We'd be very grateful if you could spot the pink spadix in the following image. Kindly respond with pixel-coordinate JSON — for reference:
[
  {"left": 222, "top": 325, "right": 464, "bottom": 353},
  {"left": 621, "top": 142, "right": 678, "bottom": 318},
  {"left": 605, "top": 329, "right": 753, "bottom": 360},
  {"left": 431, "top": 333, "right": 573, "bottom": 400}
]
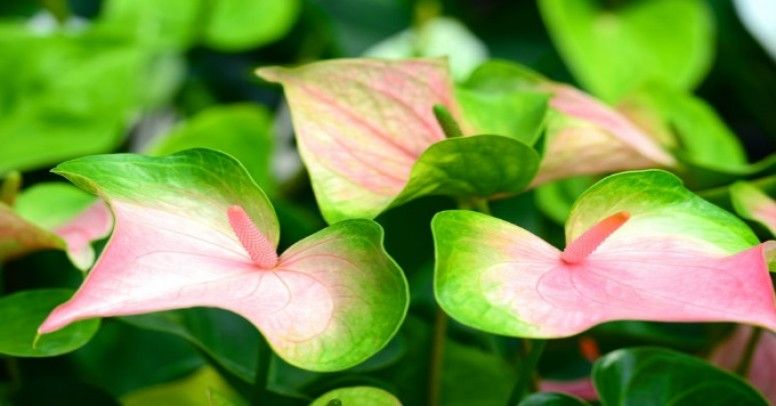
[
  {"left": 561, "top": 211, "right": 630, "bottom": 264},
  {"left": 227, "top": 205, "right": 277, "bottom": 269}
]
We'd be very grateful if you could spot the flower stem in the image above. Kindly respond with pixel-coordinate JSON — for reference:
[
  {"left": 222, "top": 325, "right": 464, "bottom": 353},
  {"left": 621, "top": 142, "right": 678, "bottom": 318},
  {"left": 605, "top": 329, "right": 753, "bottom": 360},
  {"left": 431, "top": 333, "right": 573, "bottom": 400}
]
[
  {"left": 735, "top": 327, "right": 763, "bottom": 376},
  {"left": 428, "top": 309, "right": 448, "bottom": 406},
  {"left": 508, "top": 339, "right": 546, "bottom": 405}
]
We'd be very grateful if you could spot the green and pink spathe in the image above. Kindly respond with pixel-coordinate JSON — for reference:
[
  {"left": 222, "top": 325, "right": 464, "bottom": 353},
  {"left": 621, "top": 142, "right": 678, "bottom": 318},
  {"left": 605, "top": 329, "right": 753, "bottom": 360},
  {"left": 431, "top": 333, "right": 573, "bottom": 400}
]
[
  {"left": 0, "top": 183, "right": 112, "bottom": 270},
  {"left": 258, "top": 58, "right": 673, "bottom": 223},
  {"left": 433, "top": 170, "right": 776, "bottom": 338},
  {"left": 37, "top": 149, "right": 409, "bottom": 371}
]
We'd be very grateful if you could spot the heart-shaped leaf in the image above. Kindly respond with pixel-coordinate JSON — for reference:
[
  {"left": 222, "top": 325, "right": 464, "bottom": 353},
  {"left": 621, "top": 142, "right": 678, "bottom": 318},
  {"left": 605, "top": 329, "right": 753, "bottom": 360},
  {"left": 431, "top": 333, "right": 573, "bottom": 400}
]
[
  {"left": 0, "top": 289, "right": 100, "bottom": 357},
  {"left": 539, "top": 0, "right": 714, "bottom": 102},
  {"left": 38, "top": 149, "right": 408, "bottom": 371},
  {"left": 593, "top": 347, "right": 768, "bottom": 405},
  {"left": 393, "top": 135, "right": 540, "bottom": 208},
  {"left": 121, "top": 367, "right": 243, "bottom": 406},
  {"left": 433, "top": 170, "right": 776, "bottom": 338},
  {"left": 310, "top": 386, "right": 401, "bottom": 406}
]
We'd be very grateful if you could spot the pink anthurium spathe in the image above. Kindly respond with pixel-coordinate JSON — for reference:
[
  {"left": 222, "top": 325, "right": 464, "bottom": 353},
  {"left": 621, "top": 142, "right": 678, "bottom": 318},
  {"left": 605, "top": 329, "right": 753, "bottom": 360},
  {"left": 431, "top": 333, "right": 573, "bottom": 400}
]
[
  {"left": 258, "top": 58, "right": 675, "bottom": 223},
  {"left": 531, "top": 83, "right": 676, "bottom": 185},
  {"left": 711, "top": 326, "right": 776, "bottom": 403},
  {"left": 37, "top": 149, "right": 409, "bottom": 371},
  {"left": 730, "top": 181, "right": 776, "bottom": 236},
  {"left": 433, "top": 170, "right": 776, "bottom": 338},
  {"left": 0, "top": 182, "right": 112, "bottom": 270}
]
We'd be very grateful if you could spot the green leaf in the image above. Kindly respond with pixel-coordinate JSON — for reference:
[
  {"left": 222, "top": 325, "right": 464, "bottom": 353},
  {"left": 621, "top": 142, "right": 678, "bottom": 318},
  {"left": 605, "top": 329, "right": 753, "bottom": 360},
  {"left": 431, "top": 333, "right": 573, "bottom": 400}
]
[
  {"left": 392, "top": 135, "right": 540, "bottom": 208},
  {"left": 519, "top": 392, "right": 589, "bottom": 406},
  {"left": 122, "top": 308, "right": 261, "bottom": 383},
  {"left": 0, "top": 24, "right": 152, "bottom": 172},
  {"left": 534, "top": 177, "right": 596, "bottom": 224},
  {"left": 455, "top": 87, "right": 548, "bottom": 145},
  {"left": 539, "top": 0, "right": 714, "bottom": 102},
  {"left": 618, "top": 84, "right": 750, "bottom": 178},
  {"left": 593, "top": 347, "right": 768, "bottom": 405},
  {"left": 310, "top": 386, "right": 401, "bottom": 406},
  {"left": 96, "top": 0, "right": 202, "bottom": 50},
  {"left": 150, "top": 104, "right": 278, "bottom": 196},
  {"left": 441, "top": 340, "right": 517, "bottom": 406},
  {"left": 202, "top": 0, "right": 300, "bottom": 51},
  {"left": 0, "top": 289, "right": 100, "bottom": 357},
  {"left": 122, "top": 367, "right": 243, "bottom": 406}
]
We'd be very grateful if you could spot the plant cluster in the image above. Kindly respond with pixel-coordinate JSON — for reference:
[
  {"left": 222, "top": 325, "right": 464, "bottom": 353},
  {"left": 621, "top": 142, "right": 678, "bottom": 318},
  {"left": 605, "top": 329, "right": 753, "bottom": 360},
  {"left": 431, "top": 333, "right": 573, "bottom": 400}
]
[{"left": 1, "top": 0, "right": 774, "bottom": 405}]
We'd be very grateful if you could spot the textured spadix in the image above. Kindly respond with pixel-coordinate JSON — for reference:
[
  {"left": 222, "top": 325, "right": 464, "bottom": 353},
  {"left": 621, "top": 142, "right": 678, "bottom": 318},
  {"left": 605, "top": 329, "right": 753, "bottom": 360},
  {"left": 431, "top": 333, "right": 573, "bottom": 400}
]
[
  {"left": 433, "top": 170, "right": 776, "bottom": 338},
  {"left": 37, "top": 149, "right": 408, "bottom": 371},
  {"left": 0, "top": 183, "right": 112, "bottom": 270}
]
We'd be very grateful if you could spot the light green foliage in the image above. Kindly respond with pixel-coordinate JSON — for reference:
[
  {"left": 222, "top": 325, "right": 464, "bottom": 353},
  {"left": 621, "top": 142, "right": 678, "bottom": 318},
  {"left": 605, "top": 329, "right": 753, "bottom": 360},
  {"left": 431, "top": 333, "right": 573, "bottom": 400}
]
[
  {"left": 539, "top": 0, "right": 714, "bottom": 102},
  {"left": 150, "top": 104, "right": 278, "bottom": 195},
  {"left": 393, "top": 135, "right": 540, "bottom": 208},
  {"left": 366, "top": 16, "right": 489, "bottom": 80},
  {"left": 0, "top": 289, "right": 100, "bottom": 357}
]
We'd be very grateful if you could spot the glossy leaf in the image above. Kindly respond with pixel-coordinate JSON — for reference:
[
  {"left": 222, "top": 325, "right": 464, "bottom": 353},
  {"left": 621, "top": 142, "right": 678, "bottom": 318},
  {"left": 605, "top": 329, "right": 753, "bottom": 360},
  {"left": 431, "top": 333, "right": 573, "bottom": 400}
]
[
  {"left": 203, "top": 0, "right": 300, "bottom": 51},
  {"left": 310, "top": 386, "right": 401, "bottom": 406},
  {"left": 0, "top": 289, "right": 100, "bottom": 357},
  {"left": 455, "top": 87, "right": 548, "bottom": 145},
  {"left": 539, "top": 0, "right": 714, "bottom": 102},
  {"left": 122, "top": 308, "right": 260, "bottom": 383},
  {"left": 433, "top": 170, "right": 776, "bottom": 338},
  {"left": 730, "top": 182, "right": 776, "bottom": 236},
  {"left": 519, "top": 392, "right": 588, "bottom": 406},
  {"left": 442, "top": 340, "right": 517, "bottom": 406},
  {"left": 593, "top": 347, "right": 768, "bottom": 405},
  {"left": 38, "top": 149, "right": 409, "bottom": 371},
  {"left": 150, "top": 104, "right": 278, "bottom": 195},
  {"left": 393, "top": 135, "right": 540, "bottom": 208}
]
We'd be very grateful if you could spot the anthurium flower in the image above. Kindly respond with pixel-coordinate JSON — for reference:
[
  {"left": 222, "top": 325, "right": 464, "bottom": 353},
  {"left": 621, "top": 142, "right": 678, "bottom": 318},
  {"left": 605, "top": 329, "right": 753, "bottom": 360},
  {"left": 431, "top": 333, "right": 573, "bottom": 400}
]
[
  {"left": 257, "top": 58, "right": 541, "bottom": 223},
  {"left": 37, "top": 149, "right": 409, "bottom": 371},
  {"left": 710, "top": 326, "right": 776, "bottom": 403},
  {"left": 258, "top": 58, "right": 671, "bottom": 223},
  {"left": 460, "top": 61, "right": 677, "bottom": 186},
  {"left": 0, "top": 182, "right": 112, "bottom": 270},
  {"left": 433, "top": 170, "right": 776, "bottom": 338},
  {"left": 730, "top": 181, "right": 776, "bottom": 236}
]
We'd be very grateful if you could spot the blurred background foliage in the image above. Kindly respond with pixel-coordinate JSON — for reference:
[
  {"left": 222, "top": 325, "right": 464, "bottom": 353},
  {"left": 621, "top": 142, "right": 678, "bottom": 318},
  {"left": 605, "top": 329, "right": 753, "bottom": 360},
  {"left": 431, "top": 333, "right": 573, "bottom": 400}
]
[{"left": 0, "top": 0, "right": 774, "bottom": 405}]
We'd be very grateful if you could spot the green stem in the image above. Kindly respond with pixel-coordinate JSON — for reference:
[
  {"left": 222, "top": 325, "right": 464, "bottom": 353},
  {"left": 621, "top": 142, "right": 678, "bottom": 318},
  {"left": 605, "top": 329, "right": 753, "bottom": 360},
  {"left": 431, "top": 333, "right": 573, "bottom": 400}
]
[
  {"left": 735, "top": 327, "right": 763, "bottom": 376},
  {"left": 251, "top": 334, "right": 272, "bottom": 405},
  {"left": 428, "top": 309, "right": 448, "bottom": 406},
  {"left": 507, "top": 339, "right": 546, "bottom": 405}
]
